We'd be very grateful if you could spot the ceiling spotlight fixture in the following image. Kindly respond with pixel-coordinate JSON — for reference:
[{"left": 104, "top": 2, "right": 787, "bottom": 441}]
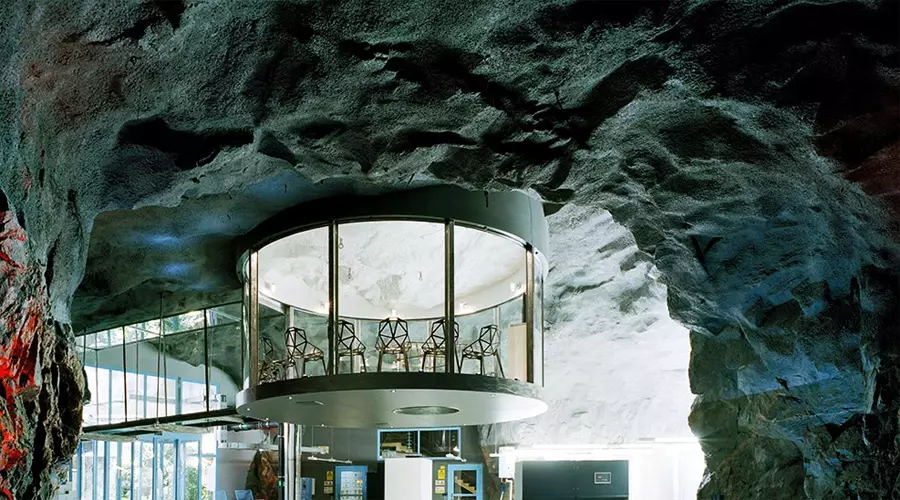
[
  {"left": 394, "top": 406, "right": 460, "bottom": 416},
  {"left": 458, "top": 302, "right": 473, "bottom": 314},
  {"left": 390, "top": 308, "right": 398, "bottom": 319}
]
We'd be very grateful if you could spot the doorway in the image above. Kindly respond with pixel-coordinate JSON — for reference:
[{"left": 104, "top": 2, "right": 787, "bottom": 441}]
[{"left": 447, "top": 464, "right": 483, "bottom": 500}]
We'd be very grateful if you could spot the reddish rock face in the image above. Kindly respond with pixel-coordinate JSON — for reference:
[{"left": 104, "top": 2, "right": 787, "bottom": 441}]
[{"left": 0, "top": 208, "right": 84, "bottom": 499}]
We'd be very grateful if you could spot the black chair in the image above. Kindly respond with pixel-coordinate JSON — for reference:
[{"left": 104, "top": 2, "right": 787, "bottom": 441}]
[
  {"left": 421, "top": 319, "right": 459, "bottom": 372},
  {"left": 376, "top": 317, "right": 411, "bottom": 372},
  {"left": 336, "top": 320, "right": 367, "bottom": 373},
  {"left": 285, "top": 327, "right": 326, "bottom": 377},
  {"left": 459, "top": 325, "right": 504, "bottom": 377},
  {"left": 259, "top": 338, "right": 281, "bottom": 382}
]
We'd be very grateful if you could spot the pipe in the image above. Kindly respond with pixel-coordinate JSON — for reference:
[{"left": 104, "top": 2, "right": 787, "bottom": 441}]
[{"left": 227, "top": 421, "right": 280, "bottom": 432}]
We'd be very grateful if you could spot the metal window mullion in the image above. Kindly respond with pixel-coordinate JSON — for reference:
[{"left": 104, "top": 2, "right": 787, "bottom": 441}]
[
  {"left": 77, "top": 443, "right": 83, "bottom": 500},
  {"left": 151, "top": 439, "right": 158, "bottom": 500},
  {"left": 115, "top": 442, "right": 121, "bottom": 500},
  {"left": 130, "top": 442, "right": 135, "bottom": 500},
  {"left": 249, "top": 251, "right": 260, "bottom": 386},
  {"left": 122, "top": 329, "right": 128, "bottom": 423},
  {"left": 444, "top": 220, "right": 455, "bottom": 374},
  {"left": 203, "top": 310, "right": 210, "bottom": 413},
  {"left": 92, "top": 442, "right": 98, "bottom": 500},
  {"left": 175, "top": 376, "right": 183, "bottom": 415},
  {"left": 525, "top": 246, "right": 535, "bottom": 383},
  {"left": 108, "top": 368, "right": 113, "bottom": 425},
  {"left": 328, "top": 222, "right": 339, "bottom": 375}
]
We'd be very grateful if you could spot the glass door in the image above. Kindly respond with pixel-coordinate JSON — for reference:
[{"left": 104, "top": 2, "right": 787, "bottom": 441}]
[{"left": 447, "top": 464, "right": 482, "bottom": 500}]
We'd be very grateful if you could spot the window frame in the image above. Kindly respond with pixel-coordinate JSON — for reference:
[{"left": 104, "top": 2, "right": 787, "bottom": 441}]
[{"left": 377, "top": 427, "right": 462, "bottom": 461}]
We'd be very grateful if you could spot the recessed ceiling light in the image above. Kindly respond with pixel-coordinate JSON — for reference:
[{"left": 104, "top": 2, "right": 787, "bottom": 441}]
[{"left": 394, "top": 406, "right": 460, "bottom": 416}]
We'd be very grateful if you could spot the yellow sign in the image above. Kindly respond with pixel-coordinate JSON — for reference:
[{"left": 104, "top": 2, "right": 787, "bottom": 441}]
[
  {"left": 437, "top": 467, "right": 446, "bottom": 480},
  {"left": 326, "top": 471, "right": 334, "bottom": 480}
]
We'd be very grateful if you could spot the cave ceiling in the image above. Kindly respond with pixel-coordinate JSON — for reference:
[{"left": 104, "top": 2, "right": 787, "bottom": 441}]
[
  {"left": 0, "top": 0, "right": 891, "bottom": 330},
  {"left": 0, "top": 0, "right": 898, "bottom": 498}
]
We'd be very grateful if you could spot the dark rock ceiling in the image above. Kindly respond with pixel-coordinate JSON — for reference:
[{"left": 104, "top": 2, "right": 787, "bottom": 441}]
[{"left": 0, "top": 0, "right": 898, "bottom": 498}]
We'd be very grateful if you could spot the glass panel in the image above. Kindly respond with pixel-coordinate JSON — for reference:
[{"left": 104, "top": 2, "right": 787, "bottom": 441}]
[
  {"left": 96, "top": 442, "right": 106, "bottom": 499},
  {"left": 258, "top": 302, "right": 287, "bottom": 381},
  {"left": 96, "top": 368, "right": 110, "bottom": 425},
  {"left": 121, "top": 442, "right": 134, "bottom": 500},
  {"left": 420, "top": 429, "right": 460, "bottom": 458},
  {"left": 93, "top": 331, "right": 111, "bottom": 350},
  {"left": 201, "top": 432, "right": 217, "bottom": 455},
  {"left": 161, "top": 443, "right": 176, "bottom": 500},
  {"left": 338, "top": 220, "right": 444, "bottom": 375},
  {"left": 182, "top": 381, "right": 207, "bottom": 414},
  {"left": 107, "top": 442, "right": 118, "bottom": 500},
  {"left": 456, "top": 308, "right": 494, "bottom": 376},
  {"left": 185, "top": 453, "right": 200, "bottom": 500},
  {"left": 292, "top": 308, "right": 328, "bottom": 377},
  {"left": 454, "top": 225, "right": 526, "bottom": 378},
  {"left": 139, "top": 442, "right": 153, "bottom": 500},
  {"left": 81, "top": 442, "right": 95, "bottom": 500},
  {"left": 110, "top": 368, "right": 126, "bottom": 423},
  {"left": 201, "top": 456, "right": 216, "bottom": 499},
  {"left": 109, "top": 327, "right": 125, "bottom": 347},
  {"left": 499, "top": 295, "right": 526, "bottom": 381},
  {"left": 124, "top": 349, "right": 141, "bottom": 421},
  {"left": 379, "top": 430, "right": 419, "bottom": 458},
  {"left": 533, "top": 255, "right": 545, "bottom": 386},
  {"left": 257, "top": 226, "right": 329, "bottom": 380},
  {"left": 83, "top": 365, "right": 98, "bottom": 426},
  {"left": 162, "top": 310, "right": 206, "bottom": 335},
  {"left": 208, "top": 306, "right": 242, "bottom": 409}
]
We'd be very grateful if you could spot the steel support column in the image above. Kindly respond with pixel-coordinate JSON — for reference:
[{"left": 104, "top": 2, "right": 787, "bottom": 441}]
[
  {"left": 249, "top": 251, "right": 260, "bottom": 387},
  {"left": 444, "top": 220, "right": 456, "bottom": 373},
  {"left": 524, "top": 246, "right": 535, "bottom": 384}
]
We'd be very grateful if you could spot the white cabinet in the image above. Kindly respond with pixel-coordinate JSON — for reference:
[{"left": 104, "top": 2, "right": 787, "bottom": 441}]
[{"left": 385, "top": 457, "right": 432, "bottom": 500}]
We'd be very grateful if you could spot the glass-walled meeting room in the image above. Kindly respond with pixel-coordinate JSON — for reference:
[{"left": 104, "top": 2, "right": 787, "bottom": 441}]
[{"left": 241, "top": 218, "right": 547, "bottom": 387}]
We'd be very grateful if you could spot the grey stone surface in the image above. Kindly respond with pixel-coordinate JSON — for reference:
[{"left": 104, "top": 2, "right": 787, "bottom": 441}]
[{"left": 0, "top": 0, "right": 897, "bottom": 498}]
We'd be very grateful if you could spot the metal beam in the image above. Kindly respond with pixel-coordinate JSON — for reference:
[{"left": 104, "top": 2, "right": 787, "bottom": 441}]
[
  {"left": 444, "top": 220, "right": 456, "bottom": 374},
  {"left": 249, "top": 251, "right": 260, "bottom": 387},
  {"left": 525, "top": 246, "right": 535, "bottom": 384}
]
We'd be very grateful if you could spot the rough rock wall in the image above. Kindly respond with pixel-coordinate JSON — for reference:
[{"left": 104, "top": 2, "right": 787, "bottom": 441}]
[
  {"left": 483, "top": 204, "right": 694, "bottom": 447},
  {"left": 0, "top": 0, "right": 897, "bottom": 498},
  {"left": 0, "top": 198, "right": 84, "bottom": 499}
]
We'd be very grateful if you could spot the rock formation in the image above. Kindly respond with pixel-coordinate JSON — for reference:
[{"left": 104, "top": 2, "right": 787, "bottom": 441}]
[{"left": 0, "top": 0, "right": 897, "bottom": 498}]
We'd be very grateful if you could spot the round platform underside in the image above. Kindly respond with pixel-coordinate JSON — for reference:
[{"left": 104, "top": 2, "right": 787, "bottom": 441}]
[{"left": 236, "top": 373, "right": 547, "bottom": 428}]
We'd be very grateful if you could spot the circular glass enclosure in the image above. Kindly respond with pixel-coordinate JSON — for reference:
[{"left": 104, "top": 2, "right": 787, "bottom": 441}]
[{"left": 236, "top": 186, "right": 548, "bottom": 427}]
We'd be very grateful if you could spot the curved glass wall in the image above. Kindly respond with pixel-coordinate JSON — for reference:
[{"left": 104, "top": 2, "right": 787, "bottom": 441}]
[{"left": 241, "top": 219, "right": 547, "bottom": 385}]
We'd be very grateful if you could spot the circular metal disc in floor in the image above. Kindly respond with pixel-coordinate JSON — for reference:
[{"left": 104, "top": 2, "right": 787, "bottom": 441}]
[{"left": 236, "top": 373, "right": 547, "bottom": 428}]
